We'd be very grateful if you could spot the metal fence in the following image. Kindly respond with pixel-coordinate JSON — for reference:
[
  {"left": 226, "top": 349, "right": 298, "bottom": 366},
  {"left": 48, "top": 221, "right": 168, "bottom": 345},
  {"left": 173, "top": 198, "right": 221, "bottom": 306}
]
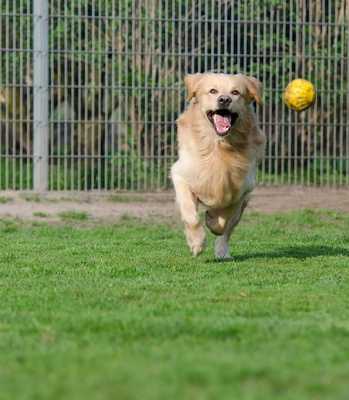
[{"left": 1, "top": 0, "right": 348, "bottom": 191}]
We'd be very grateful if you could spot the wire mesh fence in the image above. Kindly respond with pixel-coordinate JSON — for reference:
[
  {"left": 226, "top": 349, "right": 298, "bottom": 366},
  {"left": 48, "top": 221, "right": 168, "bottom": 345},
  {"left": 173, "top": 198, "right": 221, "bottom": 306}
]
[{"left": 0, "top": 0, "right": 348, "bottom": 191}]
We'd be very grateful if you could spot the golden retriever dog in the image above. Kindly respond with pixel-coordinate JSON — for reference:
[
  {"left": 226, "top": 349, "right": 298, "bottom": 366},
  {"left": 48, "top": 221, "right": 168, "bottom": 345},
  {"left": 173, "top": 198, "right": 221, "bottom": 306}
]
[{"left": 171, "top": 73, "right": 265, "bottom": 259}]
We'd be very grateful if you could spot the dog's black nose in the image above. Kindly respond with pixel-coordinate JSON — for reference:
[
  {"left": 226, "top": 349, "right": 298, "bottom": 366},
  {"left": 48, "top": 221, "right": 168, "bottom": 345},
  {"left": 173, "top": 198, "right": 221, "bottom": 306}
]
[{"left": 217, "top": 95, "right": 232, "bottom": 106}]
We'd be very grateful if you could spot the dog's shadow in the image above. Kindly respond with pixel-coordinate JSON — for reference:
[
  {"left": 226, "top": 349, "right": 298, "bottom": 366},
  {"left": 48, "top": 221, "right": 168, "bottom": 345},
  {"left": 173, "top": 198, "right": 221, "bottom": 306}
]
[{"left": 206, "top": 245, "right": 349, "bottom": 264}]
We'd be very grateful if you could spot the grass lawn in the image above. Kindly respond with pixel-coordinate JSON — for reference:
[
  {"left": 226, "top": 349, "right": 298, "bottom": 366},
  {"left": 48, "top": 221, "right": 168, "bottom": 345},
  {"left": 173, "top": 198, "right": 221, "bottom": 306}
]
[{"left": 1, "top": 210, "right": 349, "bottom": 400}]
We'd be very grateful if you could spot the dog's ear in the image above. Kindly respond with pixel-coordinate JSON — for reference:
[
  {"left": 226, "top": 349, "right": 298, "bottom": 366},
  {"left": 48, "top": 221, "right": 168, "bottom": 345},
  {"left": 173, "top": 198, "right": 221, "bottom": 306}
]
[
  {"left": 184, "top": 73, "right": 203, "bottom": 101},
  {"left": 244, "top": 76, "right": 263, "bottom": 105}
]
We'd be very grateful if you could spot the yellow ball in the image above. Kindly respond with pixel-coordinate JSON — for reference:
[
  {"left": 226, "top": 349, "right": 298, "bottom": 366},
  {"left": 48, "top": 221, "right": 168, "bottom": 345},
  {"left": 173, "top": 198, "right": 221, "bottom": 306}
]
[{"left": 283, "top": 79, "right": 316, "bottom": 112}]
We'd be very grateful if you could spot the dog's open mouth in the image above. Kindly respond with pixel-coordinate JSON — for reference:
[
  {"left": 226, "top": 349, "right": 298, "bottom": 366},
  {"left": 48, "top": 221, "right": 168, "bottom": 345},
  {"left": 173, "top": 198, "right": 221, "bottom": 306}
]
[{"left": 207, "top": 110, "right": 239, "bottom": 136}]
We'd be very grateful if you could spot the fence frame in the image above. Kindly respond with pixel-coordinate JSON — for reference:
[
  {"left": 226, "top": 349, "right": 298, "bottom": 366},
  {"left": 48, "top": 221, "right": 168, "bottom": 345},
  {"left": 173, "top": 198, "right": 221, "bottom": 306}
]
[{"left": 0, "top": 1, "right": 348, "bottom": 191}]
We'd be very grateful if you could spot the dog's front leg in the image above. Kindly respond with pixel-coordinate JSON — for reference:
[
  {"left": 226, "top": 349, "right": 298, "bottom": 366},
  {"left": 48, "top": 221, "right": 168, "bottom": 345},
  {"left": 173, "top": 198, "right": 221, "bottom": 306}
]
[{"left": 172, "top": 174, "right": 206, "bottom": 256}]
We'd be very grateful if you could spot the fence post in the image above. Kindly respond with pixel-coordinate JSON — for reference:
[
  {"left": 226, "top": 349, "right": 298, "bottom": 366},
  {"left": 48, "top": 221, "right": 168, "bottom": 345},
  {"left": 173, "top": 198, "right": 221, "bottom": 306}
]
[{"left": 33, "top": 0, "right": 49, "bottom": 191}]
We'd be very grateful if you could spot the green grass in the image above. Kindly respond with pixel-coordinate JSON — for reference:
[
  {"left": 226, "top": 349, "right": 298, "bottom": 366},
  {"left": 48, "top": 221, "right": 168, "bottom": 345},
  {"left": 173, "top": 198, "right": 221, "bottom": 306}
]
[
  {"left": 20, "top": 193, "right": 41, "bottom": 203},
  {"left": 57, "top": 210, "right": 89, "bottom": 221},
  {"left": 0, "top": 195, "right": 12, "bottom": 204},
  {"left": 108, "top": 194, "right": 147, "bottom": 203},
  {"left": 0, "top": 210, "right": 349, "bottom": 400},
  {"left": 32, "top": 211, "right": 50, "bottom": 218}
]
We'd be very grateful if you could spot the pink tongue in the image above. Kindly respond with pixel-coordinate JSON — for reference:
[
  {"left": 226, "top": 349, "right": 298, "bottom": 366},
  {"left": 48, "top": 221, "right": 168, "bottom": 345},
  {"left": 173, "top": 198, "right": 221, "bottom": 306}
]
[{"left": 213, "top": 114, "right": 231, "bottom": 134}]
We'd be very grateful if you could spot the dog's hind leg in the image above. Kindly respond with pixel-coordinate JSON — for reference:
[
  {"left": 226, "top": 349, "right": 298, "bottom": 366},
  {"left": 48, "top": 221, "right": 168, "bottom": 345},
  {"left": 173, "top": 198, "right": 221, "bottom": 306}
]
[
  {"left": 205, "top": 207, "right": 234, "bottom": 236},
  {"left": 172, "top": 173, "right": 206, "bottom": 256},
  {"left": 214, "top": 197, "right": 249, "bottom": 260}
]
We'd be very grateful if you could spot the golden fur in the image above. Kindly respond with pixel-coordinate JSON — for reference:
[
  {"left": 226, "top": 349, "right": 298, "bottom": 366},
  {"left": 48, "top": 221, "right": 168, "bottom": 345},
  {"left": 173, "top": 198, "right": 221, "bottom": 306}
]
[{"left": 171, "top": 73, "right": 265, "bottom": 258}]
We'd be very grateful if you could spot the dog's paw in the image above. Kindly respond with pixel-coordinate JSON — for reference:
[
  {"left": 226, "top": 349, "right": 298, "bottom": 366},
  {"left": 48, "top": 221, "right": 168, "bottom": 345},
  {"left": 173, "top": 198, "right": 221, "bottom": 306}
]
[
  {"left": 190, "top": 243, "right": 205, "bottom": 256},
  {"left": 214, "top": 237, "right": 232, "bottom": 260},
  {"left": 186, "top": 225, "right": 206, "bottom": 256}
]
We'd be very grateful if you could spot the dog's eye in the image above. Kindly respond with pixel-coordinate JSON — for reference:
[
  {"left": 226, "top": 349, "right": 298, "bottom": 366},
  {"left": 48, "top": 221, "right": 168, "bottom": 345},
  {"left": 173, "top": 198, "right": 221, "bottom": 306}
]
[
  {"left": 209, "top": 89, "right": 218, "bottom": 94},
  {"left": 231, "top": 90, "right": 240, "bottom": 96}
]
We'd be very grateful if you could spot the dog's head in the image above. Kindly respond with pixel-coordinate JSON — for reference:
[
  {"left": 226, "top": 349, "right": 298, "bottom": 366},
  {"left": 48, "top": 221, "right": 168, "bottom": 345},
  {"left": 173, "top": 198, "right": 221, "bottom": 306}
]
[{"left": 184, "top": 73, "right": 262, "bottom": 137}]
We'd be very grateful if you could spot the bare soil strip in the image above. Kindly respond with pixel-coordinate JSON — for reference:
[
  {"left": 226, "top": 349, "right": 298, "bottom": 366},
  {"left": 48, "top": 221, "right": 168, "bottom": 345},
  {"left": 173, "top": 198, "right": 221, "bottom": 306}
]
[{"left": 0, "top": 187, "right": 348, "bottom": 222}]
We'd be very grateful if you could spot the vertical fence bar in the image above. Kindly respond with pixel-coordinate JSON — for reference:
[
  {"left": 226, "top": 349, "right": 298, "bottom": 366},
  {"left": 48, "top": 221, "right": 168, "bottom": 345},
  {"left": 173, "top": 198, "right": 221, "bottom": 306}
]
[
  {"left": 307, "top": 1, "right": 313, "bottom": 186},
  {"left": 157, "top": 0, "right": 163, "bottom": 189},
  {"left": 116, "top": 0, "right": 122, "bottom": 190},
  {"left": 49, "top": 1, "right": 54, "bottom": 190},
  {"left": 280, "top": 6, "right": 285, "bottom": 184},
  {"left": 169, "top": 0, "right": 176, "bottom": 181},
  {"left": 110, "top": 0, "right": 116, "bottom": 190},
  {"left": 33, "top": 0, "right": 49, "bottom": 191},
  {"left": 33, "top": 0, "right": 47, "bottom": 188},
  {"left": 345, "top": 3, "right": 348, "bottom": 183},
  {"left": 83, "top": 0, "right": 88, "bottom": 191},
  {"left": 4, "top": 0, "right": 10, "bottom": 189},
  {"left": 104, "top": 0, "right": 110, "bottom": 191},
  {"left": 63, "top": 2, "right": 68, "bottom": 190},
  {"left": 325, "top": 2, "right": 331, "bottom": 185},
  {"left": 300, "top": 0, "right": 305, "bottom": 185},
  {"left": 319, "top": 0, "right": 325, "bottom": 185},
  {"left": 274, "top": 6, "right": 280, "bottom": 184},
  {"left": 131, "top": 0, "right": 136, "bottom": 190},
  {"left": 97, "top": 0, "right": 102, "bottom": 191},
  {"left": 70, "top": 1, "right": 75, "bottom": 190},
  {"left": 123, "top": 0, "right": 129, "bottom": 189}
]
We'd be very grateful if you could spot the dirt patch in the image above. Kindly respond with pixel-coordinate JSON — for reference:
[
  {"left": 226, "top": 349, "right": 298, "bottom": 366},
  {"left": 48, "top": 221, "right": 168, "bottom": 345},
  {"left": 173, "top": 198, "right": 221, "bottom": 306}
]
[
  {"left": 248, "top": 186, "right": 349, "bottom": 214},
  {"left": 0, "top": 187, "right": 348, "bottom": 223}
]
